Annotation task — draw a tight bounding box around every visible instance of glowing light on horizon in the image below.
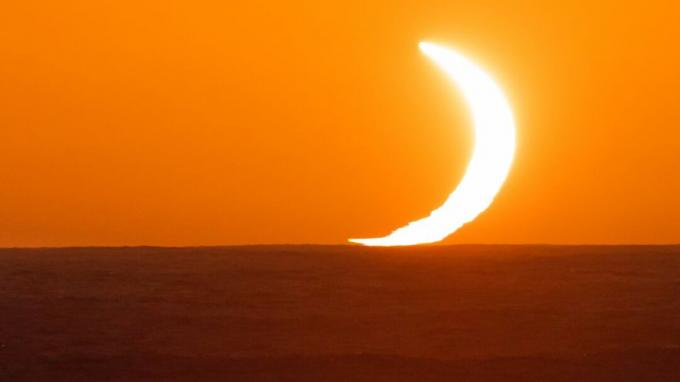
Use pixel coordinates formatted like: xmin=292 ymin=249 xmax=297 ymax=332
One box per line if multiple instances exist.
xmin=350 ymin=42 xmax=516 ymax=246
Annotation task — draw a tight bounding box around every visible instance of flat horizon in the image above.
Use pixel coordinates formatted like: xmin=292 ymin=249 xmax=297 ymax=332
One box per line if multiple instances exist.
xmin=2 ymin=243 xmax=680 ymax=252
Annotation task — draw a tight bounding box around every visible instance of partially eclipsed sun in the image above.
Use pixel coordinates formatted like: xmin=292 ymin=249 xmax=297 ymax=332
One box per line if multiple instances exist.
xmin=350 ymin=42 xmax=516 ymax=246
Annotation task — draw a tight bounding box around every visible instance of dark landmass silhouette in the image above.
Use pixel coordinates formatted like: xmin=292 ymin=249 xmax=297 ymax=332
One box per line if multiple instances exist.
xmin=1 ymin=245 xmax=679 ymax=381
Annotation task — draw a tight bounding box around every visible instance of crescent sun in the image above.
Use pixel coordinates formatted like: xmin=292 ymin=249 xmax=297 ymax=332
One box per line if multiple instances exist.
xmin=350 ymin=42 xmax=516 ymax=246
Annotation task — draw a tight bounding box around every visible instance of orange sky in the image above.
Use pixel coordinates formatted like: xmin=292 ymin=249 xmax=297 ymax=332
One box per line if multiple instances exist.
xmin=1 ymin=1 xmax=679 ymax=246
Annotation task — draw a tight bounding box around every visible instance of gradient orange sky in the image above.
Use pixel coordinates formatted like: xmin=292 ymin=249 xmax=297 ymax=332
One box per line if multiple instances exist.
xmin=2 ymin=1 xmax=679 ymax=246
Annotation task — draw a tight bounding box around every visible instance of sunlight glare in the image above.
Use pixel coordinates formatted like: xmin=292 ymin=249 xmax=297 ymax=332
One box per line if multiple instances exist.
xmin=349 ymin=42 xmax=516 ymax=246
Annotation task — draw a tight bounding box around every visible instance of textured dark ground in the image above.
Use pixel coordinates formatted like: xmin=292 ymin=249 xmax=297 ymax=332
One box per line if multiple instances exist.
xmin=0 ymin=245 xmax=679 ymax=381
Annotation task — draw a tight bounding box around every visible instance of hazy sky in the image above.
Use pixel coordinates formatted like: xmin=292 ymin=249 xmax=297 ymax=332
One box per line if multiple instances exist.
xmin=1 ymin=1 xmax=679 ymax=246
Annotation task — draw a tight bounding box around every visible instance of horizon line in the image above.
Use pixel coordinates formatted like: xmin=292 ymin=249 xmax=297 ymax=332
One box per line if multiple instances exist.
xmin=1 ymin=243 xmax=680 ymax=250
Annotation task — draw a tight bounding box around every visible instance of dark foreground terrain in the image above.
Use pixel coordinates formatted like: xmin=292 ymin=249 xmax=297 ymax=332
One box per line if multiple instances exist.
xmin=1 ymin=245 xmax=679 ymax=381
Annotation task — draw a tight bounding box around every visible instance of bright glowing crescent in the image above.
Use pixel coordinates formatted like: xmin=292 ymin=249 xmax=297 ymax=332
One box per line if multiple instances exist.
xmin=350 ymin=42 xmax=516 ymax=246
